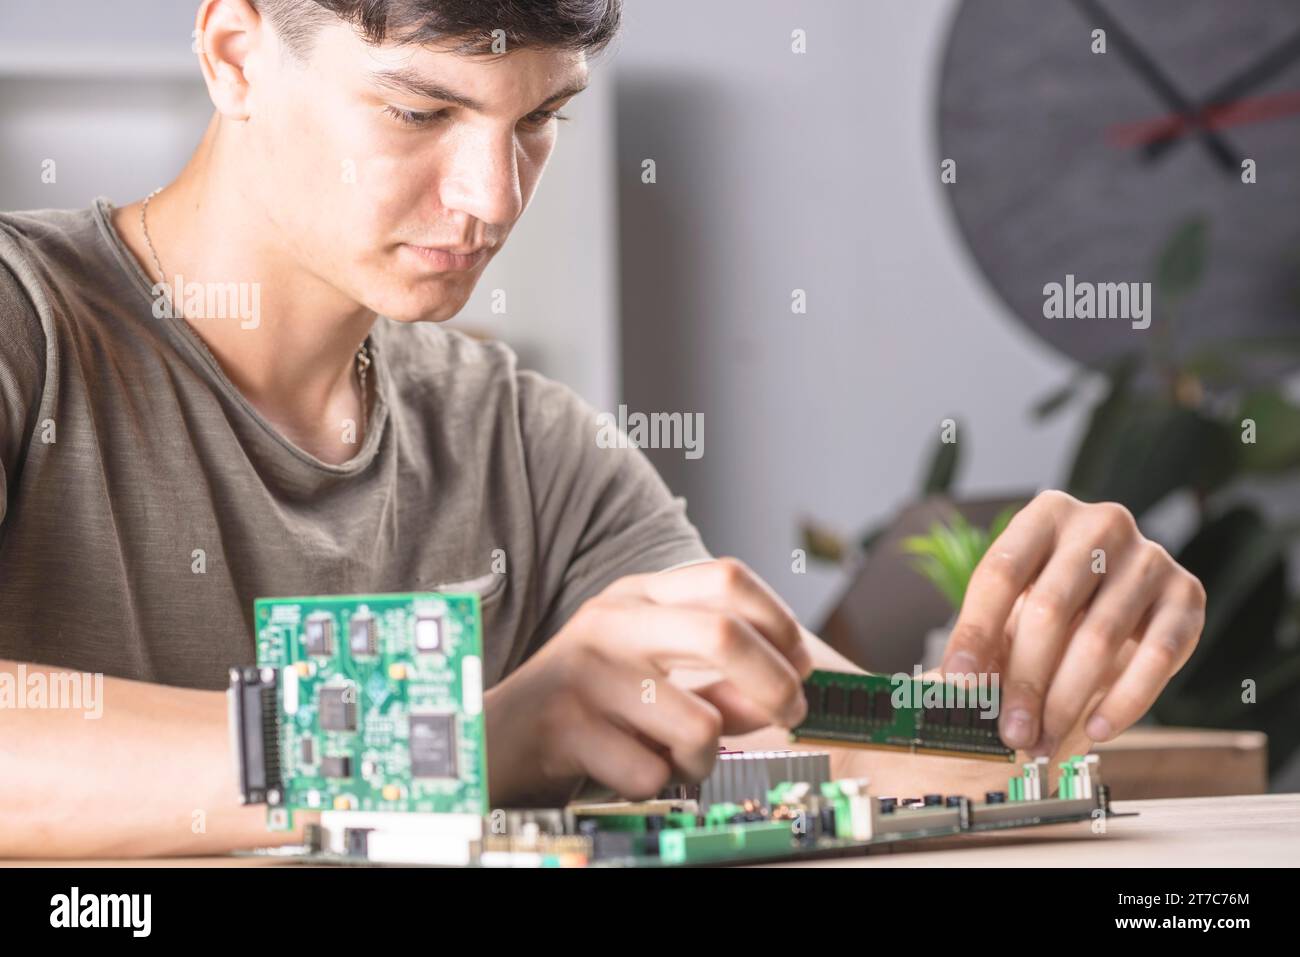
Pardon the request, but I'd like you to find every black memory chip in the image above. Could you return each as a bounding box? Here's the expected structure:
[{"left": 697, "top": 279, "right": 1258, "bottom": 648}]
[
  {"left": 349, "top": 615, "right": 377, "bottom": 655},
  {"left": 304, "top": 615, "right": 334, "bottom": 656},
  {"left": 872, "top": 690, "right": 894, "bottom": 722},
  {"left": 409, "top": 713, "right": 458, "bottom": 778},
  {"left": 322, "top": 755, "right": 352, "bottom": 778},
  {"left": 803, "top": 681, "right": 825, "bottom": 716},
  {"left": 825, "top": 685, "right": 846, "bottom": 717},
  {"left": 319, "top": 686, "right": 357, "bottom": 732},
  {"left": 849, "top": 688, "right": 870, "bottom": 719}
]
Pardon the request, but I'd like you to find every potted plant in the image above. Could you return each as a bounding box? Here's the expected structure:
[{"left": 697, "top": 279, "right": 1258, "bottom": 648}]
[{"left": 899, "top": 508, "right": 1018, "bottom": 669}]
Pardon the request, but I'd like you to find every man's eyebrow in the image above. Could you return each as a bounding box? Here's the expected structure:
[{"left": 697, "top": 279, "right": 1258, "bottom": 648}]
[
  {"left": 371, "top": 67, "right": 588, "bottom": 111},
  {"left": 538, "top": 79, "right": 590, "bottom": 105},
  {"left": 372, "top": 68, "right": 484, "bottom": 109}
]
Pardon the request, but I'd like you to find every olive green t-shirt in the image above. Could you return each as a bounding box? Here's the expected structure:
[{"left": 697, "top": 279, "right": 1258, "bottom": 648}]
[{"left": 0, "top": 199, "right": 710, "bottom": 690}]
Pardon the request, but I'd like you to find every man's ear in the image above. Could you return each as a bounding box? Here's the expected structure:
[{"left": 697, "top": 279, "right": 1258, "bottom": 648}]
[{"left": 194, "top": 0, "right": 266, "bottom": 120}]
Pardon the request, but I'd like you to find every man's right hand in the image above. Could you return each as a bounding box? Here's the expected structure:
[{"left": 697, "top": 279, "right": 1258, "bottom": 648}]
[{"left": 483, "top": 558, "right": 814, "bottom": 806}]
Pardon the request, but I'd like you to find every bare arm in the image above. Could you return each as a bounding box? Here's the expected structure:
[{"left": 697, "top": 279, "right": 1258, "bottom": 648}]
[{"left": 0, "top": 660, "right": 314, "bottom": 859}]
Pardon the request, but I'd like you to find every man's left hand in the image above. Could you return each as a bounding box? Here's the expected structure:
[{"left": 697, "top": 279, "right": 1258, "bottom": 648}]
[{"left": 940, "top": 489, "right": 1207, "bottom": 758}]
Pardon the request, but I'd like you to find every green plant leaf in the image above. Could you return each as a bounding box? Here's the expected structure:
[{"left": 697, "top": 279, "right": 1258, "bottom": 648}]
[
  {"left": 859, "top": 523, "right": 887, "bottom": 555},
  {"left": 988, "top": 504, "right": 1021, "bottom": 541},
  {"left": 920, "top": 433, "right": 961, "bottom": 496},
  {"left": 899, "top": 511, "right": 1008, "bottom": 613},
  {"left": 1032, "top": 377, "right": 1084, "bottom": 420},
  {"left": 1155, "top": 215, "right": 1210, "bottom": 304},
  {"left": 1066, "top": 386, "right": 1237, "bottom": 518},
  {"left": 1161, "top": 506, "right": 1293, "bottom": 700},
  {"left": 799, "top": 521, "right": 845, "bottom": 563},
  {"left": 1063, "top": 356, "right": 1138, "bottom": 495},
  {"left": 1238, "top": 389, "right": 1300, "bottom": 473},
  {"left": 1193, "top": 334, "right": 1300, "bottom": 357}
]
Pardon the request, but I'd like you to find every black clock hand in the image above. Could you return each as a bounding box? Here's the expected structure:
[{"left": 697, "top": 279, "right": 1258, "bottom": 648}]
[
  {"left": 1068, "top": 0, "right": 1241, "bottom": 171},
  {"left": 1144, "top": 26, "right": 1300, "bottom": 160}
]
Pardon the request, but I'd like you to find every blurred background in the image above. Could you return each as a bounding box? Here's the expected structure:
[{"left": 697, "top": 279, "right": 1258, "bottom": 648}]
[{"left": 2, "top": 0, "right": 1297, "bottom": 791}]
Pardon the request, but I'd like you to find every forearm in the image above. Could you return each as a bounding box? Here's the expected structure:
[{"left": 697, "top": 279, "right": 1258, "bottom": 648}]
[
  {"left": 482, "top": 681, "right": 577, "bottom": 808},
  {"left": 0, "top": 660, "right": 313, "bottom": 858}
]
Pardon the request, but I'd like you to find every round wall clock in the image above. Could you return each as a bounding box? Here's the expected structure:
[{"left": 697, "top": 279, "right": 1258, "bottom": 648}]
[{"left": 938, "top": 0, "right": 1300, "bottom": 375}]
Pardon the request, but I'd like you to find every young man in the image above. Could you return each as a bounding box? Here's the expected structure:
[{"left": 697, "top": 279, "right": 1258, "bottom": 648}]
[{"left": 0, "top": 0, "right": 1205, "bottom": 858}]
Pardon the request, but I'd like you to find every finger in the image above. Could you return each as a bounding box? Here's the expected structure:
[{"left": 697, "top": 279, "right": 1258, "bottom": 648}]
[
  {"left": 930, "top": 593, "right": 1022, "bottom": 685},
  {"left": 1004, "top": 591, "right": 1027, "bottom": 643},
  {"left": 1002, "top": 506, "right": 1138, "bottom": 748},
  {"left": 623, "top": 558, "right": 812, "bottom": 675},
  {"left": 1036, "top": 545, "right": 1169, "bottom": 755},
  {"left": 583, "top": 599, "right": 806, "bottom": 727},
  {"left": 558, "top": 709, "right": 674, "bottom": 801},
  {"left": 941, "top": 497, "right": 1059, "bottom": 680},
  {"left": 580, "top": 660, "right": 723, "bottom": 782},
  {"left": 691, "top": 679, "right": 777, "bottom": 735},
  {"left": 1083, "top": 578, "right": 1205, "bottom": 742}
]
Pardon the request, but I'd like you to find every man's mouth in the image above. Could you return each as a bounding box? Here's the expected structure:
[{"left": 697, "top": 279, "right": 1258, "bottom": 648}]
[{"left": 401, "top": 243, "right": 489, "bottom": 272}]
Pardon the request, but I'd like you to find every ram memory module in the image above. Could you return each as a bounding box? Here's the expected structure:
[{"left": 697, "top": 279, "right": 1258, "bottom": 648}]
[{"left": 791, "top": 670, "right": 1014, "bottom": 761}]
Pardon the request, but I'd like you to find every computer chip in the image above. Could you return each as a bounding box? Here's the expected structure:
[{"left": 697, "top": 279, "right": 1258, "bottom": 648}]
[
  {"left": 349, "top": 614, "right": 377, "bottom": 655},
  {"left": 409, "top": 713, "right": 458, "bottom": 778},
  {"left": 319, "top": 686, "right": 357, "bottom": 732},
  {"left": 872, "top": 690, "right": 893, "bottom": 722},
  {"left": 926, "top": 705, "right": 951, "bottom": 728},
  {"left": 322, "top": 755, "right": 352, "bottom": 778},
  {"left": 414, "top": 615, "right": 442, "bottom": 653},
  {"left": 304, "top": 614, "right": 334, "bottom": 656},
  {"left": 849, "top": 688, "right": 869, "bottom": 718},
  {"left": 825, "top": 685, "right": 845, "bottom": 716}
]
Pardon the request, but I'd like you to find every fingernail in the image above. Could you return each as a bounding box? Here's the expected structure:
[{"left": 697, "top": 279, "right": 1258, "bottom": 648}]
[
  {"left": 1086, "top": 714, "right": 1112, "bottom": 741},
  {"left": 1004, "top": 708, "right": 1034, "bottom": 747}
]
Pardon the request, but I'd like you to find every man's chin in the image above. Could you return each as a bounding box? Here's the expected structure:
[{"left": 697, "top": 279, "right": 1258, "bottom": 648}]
[{"left": 367, "top": 294, "right": 470, "bottom": 325}]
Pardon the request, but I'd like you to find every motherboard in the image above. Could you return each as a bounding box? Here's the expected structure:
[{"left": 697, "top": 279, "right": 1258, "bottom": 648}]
[{"left": 230, "top": 593, "right": 1118, "bottom": 867}]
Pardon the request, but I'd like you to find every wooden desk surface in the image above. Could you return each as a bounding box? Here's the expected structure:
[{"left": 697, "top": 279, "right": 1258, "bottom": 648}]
[
  {"left": 3, "top": 794, "right": 1295, "bottom": 868},
  {"left": 779, "top": 793, "right": 1299, "bottom": 867}
]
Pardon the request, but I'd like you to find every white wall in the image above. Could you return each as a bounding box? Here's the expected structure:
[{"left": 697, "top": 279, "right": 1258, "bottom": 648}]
[{"left": 613, "top": 0, "right": 1086, "bottom": 624}]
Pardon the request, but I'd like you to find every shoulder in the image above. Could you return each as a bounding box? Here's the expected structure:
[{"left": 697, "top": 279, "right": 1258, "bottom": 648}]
[
  {"left": 0, "top": 204, "right": 109, "bottom": 292},
  {"left": 0, "top": 203, "right": 114, "bottom": 348},
  {"left": 0, "top": 213, "right": 55, "bottom": 383}
]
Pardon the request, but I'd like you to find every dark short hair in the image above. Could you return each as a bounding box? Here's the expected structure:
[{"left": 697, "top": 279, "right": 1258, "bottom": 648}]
[{"left": 252, "top": 0, "right": 622, "bottom": 59}]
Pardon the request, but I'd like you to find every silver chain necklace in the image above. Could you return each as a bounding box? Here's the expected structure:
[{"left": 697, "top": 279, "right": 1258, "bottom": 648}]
[{"left": 141, "top": 187, "right": 372, "bottom": 440}]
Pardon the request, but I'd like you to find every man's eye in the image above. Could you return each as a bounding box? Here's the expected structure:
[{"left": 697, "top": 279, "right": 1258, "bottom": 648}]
[
  {"left": 521, "top": 109, "right": 568, "bottom": 130},
  {"left": 383, "top": 105, "right": 448, "bottom": 128}
]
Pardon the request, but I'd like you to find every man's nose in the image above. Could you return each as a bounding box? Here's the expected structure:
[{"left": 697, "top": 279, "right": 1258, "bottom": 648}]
[{"left": 438, "top": 131, "right": 524, "bottom": 229}]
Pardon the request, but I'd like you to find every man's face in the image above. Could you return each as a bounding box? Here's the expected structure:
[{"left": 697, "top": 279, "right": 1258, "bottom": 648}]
[{"left": 243, "top": 21, "right": 588, "bottom": 323}]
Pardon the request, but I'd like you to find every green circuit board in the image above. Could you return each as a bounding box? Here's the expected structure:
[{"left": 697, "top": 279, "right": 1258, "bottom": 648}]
[
  {"left": 791, "top": 670, "right": 1014, "bottom": 761},
  {"left": 231, "top": 634, "right": 1118, "bottom": 867},
  {"left": 247, "top": 592, "right": 489, "bottom": 828}
]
